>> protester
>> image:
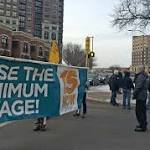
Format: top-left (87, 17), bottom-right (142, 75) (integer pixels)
top-left (108, 70), bottom-right (119, 106)
top-left (146, 72), bottom-right (150, 109)
top-left (122, 71), bottom-right (134, 110)
top-left (118, 71), bottom-right (123, 94)
top-left (33, 117), bottom-right (47, 131)
top-left (147, 90), bottom-right (150, 110)
top-left (133, 66), bottom-right (148, 132)
top-left (74, 81), bottom-right (89, 118)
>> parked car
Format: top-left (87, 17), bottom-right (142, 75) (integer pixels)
top-left (88, 77), bottom-right (94, 86)
top-left (98, 76), bottom-right (106, 84)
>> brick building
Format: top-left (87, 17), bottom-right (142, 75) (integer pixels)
top-left (0, 0), bottom-right (64, 46)
top-left (131, 35), bottom-right (150, 72)
top-left (0, 23), bottom-right (49, 61)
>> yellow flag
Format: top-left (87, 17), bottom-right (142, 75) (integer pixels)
top-left (48, 40), bottom-right (60, 64)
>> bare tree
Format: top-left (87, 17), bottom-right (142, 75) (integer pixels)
top-left (62, 43), bottom-right (86, 67)
top-left (111, 0), bottom-right (150, 30)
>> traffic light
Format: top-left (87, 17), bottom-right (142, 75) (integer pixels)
top-left (85, 37), bottom-right (90, 53)
top-left (88, 52), bottom-right (95, 58)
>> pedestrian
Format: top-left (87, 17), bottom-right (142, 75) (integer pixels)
top-left (108, 70), bottom-right (119, 106)
top-left (33, 117), bottom-right (47, 131)
top-left (73, 81), bottom-right (88, 118)
top-left (122, 71), bottom-right (134, 110)
top-left (117, 71), bottom-right (123, 94)
top-left (133, 66), bottom-right (148, 132)
top-left (146, 72), bottom-right (150, 109)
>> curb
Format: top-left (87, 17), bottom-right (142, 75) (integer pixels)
top-left (87, 96), bottom-right (136, 106)
top-left (0, 123), bottom-right (9, 128)
top-left (87, 97), bottom-right (110, 104)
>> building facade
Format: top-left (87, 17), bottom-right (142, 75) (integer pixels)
top-left (0, 23), bottom-right (49, 61)
top-left (0, 0), bottom-right (19, 31)
top-left (131, 35), bottom-right (150, 72)
top-left (0, 0), bottom-right (64, 47)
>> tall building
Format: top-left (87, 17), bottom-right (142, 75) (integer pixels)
top-left (0, 0), bottom-right (19, 31)
top-left (0, 0), bottom-right (64, 46)
top-left (131, 35), bottom-right (150, 72)
top-left (42, 0), bottom-right (64, 47)
top-left (42, 0), bottom-right (64, 62)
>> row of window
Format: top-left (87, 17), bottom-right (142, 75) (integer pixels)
top-left (0, 35), bottom-right (45, 57)
top-left (43, 31), bottom-right (57, 40)
top-left (0, 0), bottom-right (17, 3)
top-left (0, 10), bottom-right (17, 17)
top-left (0, 18), bottom-right (17, 26)
top-left (0, 4), bottom-right (17, 10)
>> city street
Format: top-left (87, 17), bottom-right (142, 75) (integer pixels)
top-left (0, 101), bottom-right (150, 150)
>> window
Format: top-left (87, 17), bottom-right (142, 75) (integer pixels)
top-left (0, 9), bottom-right (4, 15)
top-left (6, 19), bottom-right (10, 24)
top-left (52, 26), bottom-right (57, 30)
top-left (12, 12), bottom-right (17, 17)
top-left (31, 45), bottom-right (36, 52)
top-left (13, 5), bottom-right (17, 10)
top-left (7, 0), bottom-right (11, 3)
top-left (6, 4), bottom-right (11, 9)
top-left (44, 26), bottom-right (49, 30)
top-left (39, 47), bottom-right (43, 56)
top-left (12, 20), bottom-right (16, 25)
top-left (0, 3), bottom-right (4, 7)
top-left (1, 35), bottom-right (8, 49)
top-left (6, 11), bottom-right (11, 17)
top-left (44, 31), bottom-right (49, 40)
top-left (12, 41), bottom-right (19, 49)
top-left (51, 32), bottom-right (56, 40)
top-left (23, 42), bottom-right (28, 53)
top-left (13, 0), bottom-right (17, 3)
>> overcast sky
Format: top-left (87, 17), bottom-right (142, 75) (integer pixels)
top-left (63, 0), bottom-right (133, 68)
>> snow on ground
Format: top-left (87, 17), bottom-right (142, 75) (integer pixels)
top-left (88, 85), bottom-right (110, 93)
top-left (88, 85), bottom-right (136, 104)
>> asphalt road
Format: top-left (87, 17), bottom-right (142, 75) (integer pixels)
top-left (0, 101), bottom-right (150, 150)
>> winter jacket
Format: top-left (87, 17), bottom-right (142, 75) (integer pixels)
top-left (118, 72), bottom-right (123, 88)
top-left (133, 72), bottom-right (148, 101)
top-left (122, 72), bottom-right (134, 90)
top-left (108, 74), bottom-right (119, 91)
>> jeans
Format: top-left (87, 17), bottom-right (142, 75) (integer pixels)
top-left (123, 89), bottom-right (131, 109)
top-left (110, 90), bottom-right (117, 105)
top-left (76, 92), bottom-right (87, 115)
top-left (82, 92), bottom-right (87, 114)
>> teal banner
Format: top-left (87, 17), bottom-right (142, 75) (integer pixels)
top-left (0, 56), bottom-right (87, 122)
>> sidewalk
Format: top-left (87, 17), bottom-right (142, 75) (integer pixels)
top-left (0, 123), bottom-right (9, 128)
top-left (87, 85), bottom-right (136, 105)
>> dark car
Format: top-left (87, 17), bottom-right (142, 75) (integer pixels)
top-left (88, 76), bottom-right (99, 86)
top-left (98, 76), bottom-right (106, 84)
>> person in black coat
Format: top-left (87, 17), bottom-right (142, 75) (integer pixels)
top-left (117, 71), bottom-right (123, 94)
top-left (108, 70), bottom-right (119, 106)
top-left (133, 66), bottom-right (148, 132)
top-left (73, 81), bottom-right (89, 118)
top-left (122, 71), bottom-right (134, 109)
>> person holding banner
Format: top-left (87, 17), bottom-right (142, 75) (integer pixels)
top-left (33, 117), bottom-right (47, 131)
top-left (33, 34), bottom-right (60, 131)
top-left (74, 81), bottom-right (88, 118)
